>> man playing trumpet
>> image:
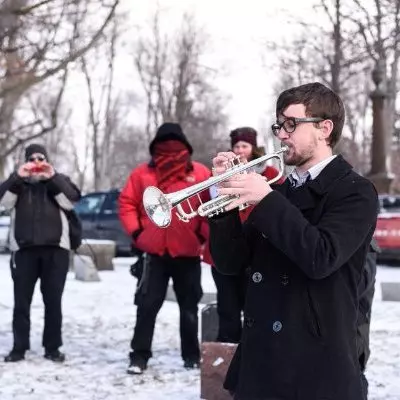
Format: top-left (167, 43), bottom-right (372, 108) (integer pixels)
top-left (209, 82), bottom-right (378, 400)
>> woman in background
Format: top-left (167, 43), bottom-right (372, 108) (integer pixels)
top-left (204, 127), bottom-right (285, 343)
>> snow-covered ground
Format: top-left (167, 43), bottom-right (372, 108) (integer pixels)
top-left (0, 254), bottom-right (399, 400)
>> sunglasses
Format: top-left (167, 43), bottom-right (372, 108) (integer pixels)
top-left (28, 155), bottom-right (46, 162)
top-left (271, 117), bottom-right (324, 137)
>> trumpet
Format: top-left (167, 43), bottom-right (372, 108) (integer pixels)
top-left (143, 146), bottom-right (289, 228)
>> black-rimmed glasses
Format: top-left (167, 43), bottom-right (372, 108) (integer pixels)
top-left (271, 117), bottom-right (324, 137)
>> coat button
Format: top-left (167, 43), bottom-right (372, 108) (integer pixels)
top-left (252, 272), bottom-right (263, 283)
top-left (245, 317), bottom-right (255, 328)
top-left (272, 321), bottom-right (282, 333)
top-left (281, 273), bottom-right (289, 286)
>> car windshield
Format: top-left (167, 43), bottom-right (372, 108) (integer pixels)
top-left (75, 194), bottom-right (106, 215)
top-left (379, 196), bottom-right (400, 214)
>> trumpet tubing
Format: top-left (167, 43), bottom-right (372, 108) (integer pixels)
top-left (143, 146), bottom-right (289, 228)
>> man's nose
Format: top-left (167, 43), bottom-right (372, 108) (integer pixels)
top-left (276, 128), bottom-right (290, 140)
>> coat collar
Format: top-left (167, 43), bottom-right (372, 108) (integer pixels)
top-left (304, 154), bottom-right (353, 195)
top-left (274, 155), bottom-right (353, 211)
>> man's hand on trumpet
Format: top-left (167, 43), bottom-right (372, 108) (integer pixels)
top-left (211, 151), bottom-right (236, 175)
top-left (212, 152), bottom-right (273, 211)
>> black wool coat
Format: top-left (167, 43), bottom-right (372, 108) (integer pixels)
top-left (209, 155), bottom-right (378, 400)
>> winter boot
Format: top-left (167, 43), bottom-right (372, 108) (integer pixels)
top-left (183, 358), bottom-right (200, 369)
top-left (44, 349), bottom-right (66, 363)
top-left (127, 356), bottom-right (147, 375)
top-left (4, 349), bottom-right (25, 362)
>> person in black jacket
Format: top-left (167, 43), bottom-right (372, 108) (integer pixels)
top-left (209, 83), bottom-right (378, 400)
top-left (0, 143), bottom-right (81, 363)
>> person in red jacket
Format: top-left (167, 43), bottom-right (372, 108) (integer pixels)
top-left (205, 127), bottom-right (285, 343)
top-left (119, 122), bottom-right (210, 375)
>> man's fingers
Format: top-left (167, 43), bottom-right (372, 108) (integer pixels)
top-left (217, 151), bottom-right (236, 159)
top-left (217, 187), bottom-right (246, 196)
top-left (218, 174), bottom-right (248, 187)
top-left (212, 166), bottom-right (226, 176)
top-left (212, 152), bottom-right (236, 168)
top-left (212, 158), bottom-right (229, 170)
top-left (225, 197), bottom-right (248, 211)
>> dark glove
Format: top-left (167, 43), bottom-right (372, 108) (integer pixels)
top-left (130, 253), bottom-right (145, 280)
top-left (132, 229), bottom-right (142, 241)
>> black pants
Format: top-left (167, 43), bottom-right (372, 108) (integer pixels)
top-left (10, 246), bottom-right (70, 352)
top-left (131, 254), bottom-right (202, 363)
top-left (211, 266), bottom-right (247, 343)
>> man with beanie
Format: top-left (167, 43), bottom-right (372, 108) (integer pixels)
top-left (119, 122), bottom-right (210, 374)
top-left (0, 143), bottom-right (81, 363)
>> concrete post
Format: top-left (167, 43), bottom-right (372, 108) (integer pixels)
top-left (367, 59), bottom-right (394, 193)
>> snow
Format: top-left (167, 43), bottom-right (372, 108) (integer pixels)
top-left (0, 254), bottom-right (399, 400)
top-left (212, 357), bottom-right (224, 367)
top-left (0, 216), bottom-right (10, 250)
top-left (81, 239), bottom-right (117, 245)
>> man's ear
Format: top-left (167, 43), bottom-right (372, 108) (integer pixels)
top-left (319, 119), bottom-right (334, 142)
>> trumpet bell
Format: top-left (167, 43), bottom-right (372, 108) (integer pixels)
top-left (143, 186), bottom-right (172, 228)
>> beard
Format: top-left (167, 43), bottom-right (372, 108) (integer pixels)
top-left (283, 143), bottom-right (315, 167)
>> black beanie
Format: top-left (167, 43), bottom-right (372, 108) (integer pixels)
top-left (149, 122), bottom-right (193, 155)
top-left (25, 143), bottom-right (48, 161)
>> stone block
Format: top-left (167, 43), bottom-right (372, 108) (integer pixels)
top-left (381, 282), bottom-right (400, 301)
top-left (77, 239), bottom-right (116, 270)
top-left (202, 302), bottom-right (219, 342)
top-left (74, 254), bottom-right (101, 282)
top-left (201, 342), bottom-right (237, 400)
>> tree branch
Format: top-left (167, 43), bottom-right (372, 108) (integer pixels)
top-left (1, 67), bottom-right (68, 158)
top-left (0, 0), bottom-right (120, 98)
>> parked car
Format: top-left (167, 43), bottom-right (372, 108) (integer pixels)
top-left (74, 189), bottom-right (133, 256)
top-left (374, 194), bottom-right (400, 263)
top-left (0, 206), bottom-right (10, 253)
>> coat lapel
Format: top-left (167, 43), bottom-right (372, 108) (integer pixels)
top-left (276, 155), bottom-right (353, 212)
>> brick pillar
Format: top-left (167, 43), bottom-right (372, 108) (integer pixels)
top-left (200, 303), bottom-right (236, 399)
top-left (201, 342), bottom-right (237, 400)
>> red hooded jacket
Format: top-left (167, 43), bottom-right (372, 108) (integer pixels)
top-left (119, 161), bottom-right (211, 258)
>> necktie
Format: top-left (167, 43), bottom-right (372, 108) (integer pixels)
top-left (290, 173), bottom-right (311, 188)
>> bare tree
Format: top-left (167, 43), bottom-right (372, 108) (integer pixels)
top-left (0, 0), bottom-right (120, 178)
top-left (265, 0), bottom-right (400, 178)
top-left (80, 21), bottom-right (118, 191)
top-left (79, 13), bottom-right (142, 191)
top-left (347, 0), bottom-right (400, 137)
top-left (134, 11), bottom-right (228, 165)
top-left (107, 125), bottom-right (148, 188)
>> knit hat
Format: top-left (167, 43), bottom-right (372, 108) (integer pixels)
top-left (230, 127), bottom-right (258, 148)
top-left (149, 122), bottom-right (193, 155)
top-left (25, 143), bottom-right (48, 161)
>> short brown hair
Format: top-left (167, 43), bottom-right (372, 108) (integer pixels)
top-left (276, 82), bottom-right (345, 148)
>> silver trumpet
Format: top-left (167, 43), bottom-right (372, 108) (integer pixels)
top-left (143, 146), bottom-right (289, 228)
